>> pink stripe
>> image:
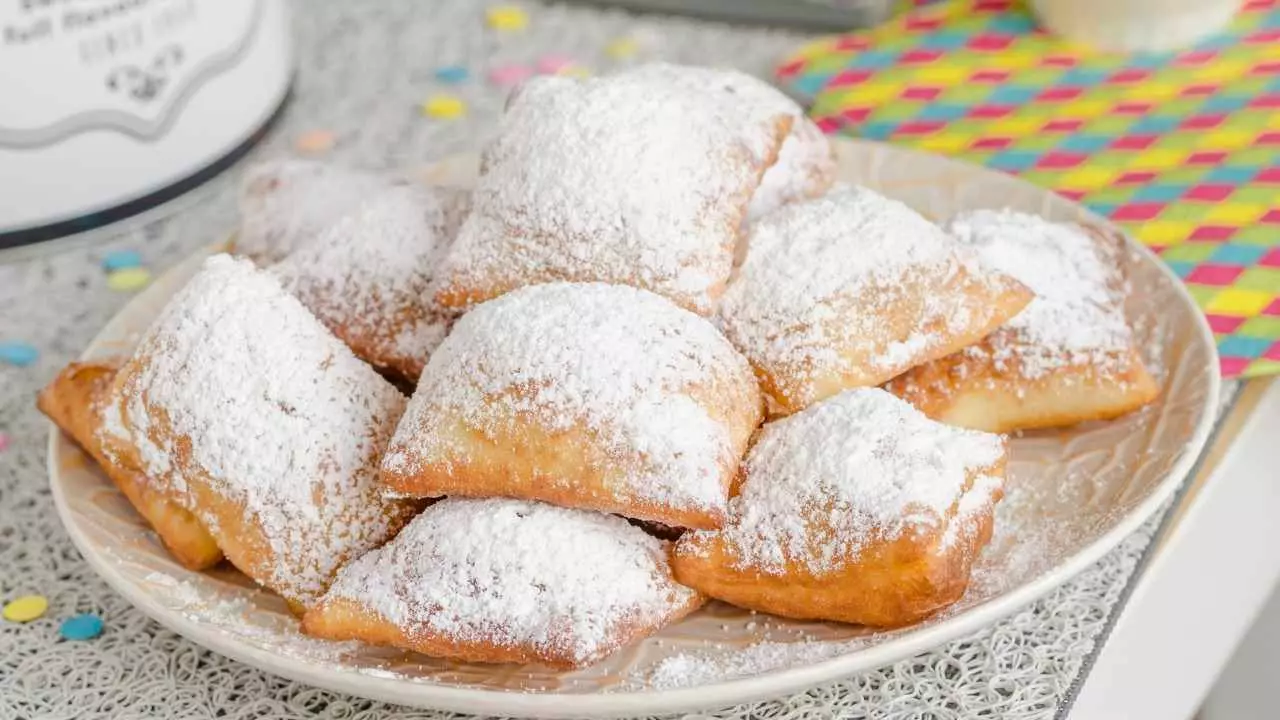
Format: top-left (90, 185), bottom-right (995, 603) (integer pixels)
top-left (1111, 202), bottom-right (1164, 221)
top-left (1207, 314), bottom-right (1246, 334)
top-left (1189, 226), bottom-right (1236, 241)
top-left (1220, 356), bottom-right (1251, 377)
top-left (1187, 264), bottom-right (1245, 285)
top-left (1185, 184), bottom-right (1234, 202)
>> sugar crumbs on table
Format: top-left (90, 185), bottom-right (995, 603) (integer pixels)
top-left (0, 341), bottom-right (38, 367)
top-left (294, 129), bottom-right (336, 155)
top-left (536, 54), bottom-right (574, 74)
top-left (107, 267), bottom-right (152, 292)
top-left (421, 95), bottom-right (466, 119)
top-left (434, 65), bottom-right (469, 84)
top-left (102, 249), bottom-right (142, 271)
top-left (60, 613), bottom-right (104, 641)
top-left (485, 5), bottom-right (527, 31)
top-left (606, 37), bottom-right (639, 59)
top-left (488, 64), bottom-right (532, 86)
top-left (3, 595), bottom-right (48, 623)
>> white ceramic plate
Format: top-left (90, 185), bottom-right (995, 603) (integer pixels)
top-left (48, 139), bottom-right (1220, 718)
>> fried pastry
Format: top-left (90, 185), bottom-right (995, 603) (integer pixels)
top-left (746, 114), bottom-right (837, 222)
top-left (718, 185), bottom-right (1034, 416)
top-left (433, 62), bottom-right (803, 315)
top-left (886, 210), bottom-right (1160, 432)
top-left (302, 498), bottom-right (703, 668)
top-left (271, 184), bottom-right (471, 383)
top-left (673, 388), bottom-right (1007, 628)
top-left (381, 282), bottom-right (763, 530)
top-left (114, 254), bottom-right (423, 609)
top-left (37, 362), bottom-right (224, 571)
top-left (234, 159), bottom-right (397, 263)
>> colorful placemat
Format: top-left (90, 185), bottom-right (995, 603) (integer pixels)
top-left (777, 0), bottom-right (1280, 379)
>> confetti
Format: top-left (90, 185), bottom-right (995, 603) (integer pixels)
top-left (434, 65), bottom-right (469, 84)
top-left (101, 249), bottom-right (142, 271)
top-left (536, 54), bottom-right (574, 74)
top-left (3, 595), bottom-right (48, 623)
top-left (488, 64), bottom-right (533, 86)
top-left (0, 341), bottom-right (38, 367)
top-left (107, 267), bottom-right (152, 292)
top-left (59, 614), bottom-right (104, 641)
top-left (421, 94), bottom-right (466, 119)
top-left (294, 129), bottom-right (336, 155)
top-left (485, 5), bottom-right (528, 31)
top-left (0, 432), bottom-right (9, 453)
top-left (605, 37), bottom-right (639, 59)
top-left (557, 65), bottom-right (591, 79)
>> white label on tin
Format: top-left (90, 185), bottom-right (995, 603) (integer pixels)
top-left (0, 0), bottom-right (262, 147)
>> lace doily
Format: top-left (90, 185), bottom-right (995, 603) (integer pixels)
top-left (0, 3), bottom-right (1224, 718)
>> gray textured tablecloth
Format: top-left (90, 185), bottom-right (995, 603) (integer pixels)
top-left (0, 2), bottom-right (1199, 718)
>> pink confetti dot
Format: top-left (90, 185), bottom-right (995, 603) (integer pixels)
top-left (488, 64), bottom-right (533, 86)
top-left (0, 433), bottom-right (10, 453)
top-left (536, 54), bottom-right (574, 74)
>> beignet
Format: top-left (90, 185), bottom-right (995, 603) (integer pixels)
top-left (37, 362), bottom-right (223, 571)
top-left (886, 211), bottom-right (1159, 432)
top-left (718, 185), bottom-right (1033, 416)
top-left (381, 282), bottom-right (763, 530)
top-left (114, 254), bottom-right (422, 609)
top-left (271, 183), bottom-right (470, 382)
top-left (234, 159), bottom-right (396, 263)
top-left (433, 62), bottom-right (802, 315)
top-left (302, 498), bottom-right (702, 669)
top-left (673, 388), bottom-right (1006, 627)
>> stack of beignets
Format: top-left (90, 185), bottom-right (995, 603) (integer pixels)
top-left (39, 61), bottom-right (1161, 672)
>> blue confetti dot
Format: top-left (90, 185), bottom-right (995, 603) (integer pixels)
top-left (434, 65), bottom-right (469, 84)
top-left (102, 250), bottom-right (143, 271)
top-left (59, 613), bottom-right (104, 641)
top-left (0, 342), bottom-right (38, 367)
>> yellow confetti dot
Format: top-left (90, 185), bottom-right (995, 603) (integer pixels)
top-left (294, 129), bottom-right (335, 155)
top-left (556, 65), bottom-right (591, 79)
top-left (107, 267), bottom-right (152, 292)
top-left (486, 5), bottom-right (528, 31)
top-left (3, 595), bottom-right (48, 623)
top-left (421, 95), bottom-right (466, 119)
top-left (605, 37), bottom-right (638, 59)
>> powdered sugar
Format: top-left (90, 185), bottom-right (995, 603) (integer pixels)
top-left (120, 254), bottom-right (415, 606)
top-left (946, 210), bottom-right (1133, 378)
top-left (385, 282), bottom-right (759, 517)
top-left (747, 116), bottom-right (836, 221)
top-left (639, 638), bottom-right (870, 690)
top-left (323, 497), bottom-right (699, 666)
top-left (236, 160), bottom-right (398, 263)
top-left (679, 389), bottom-right (1004, 575)
top-left (271, 184), bottom-right (470, 380)
top-left (437, 62), bottom-right (798, 314)
top-left (719, 185), bottom-right (1003, 404)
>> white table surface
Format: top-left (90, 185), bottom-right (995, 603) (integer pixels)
top-left (0, 2), bottom-right (1252, 718)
